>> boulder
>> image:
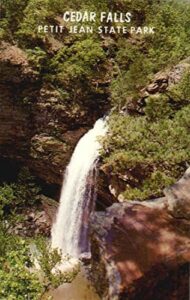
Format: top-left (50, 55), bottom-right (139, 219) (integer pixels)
top-left (10, 195), bottom-right (58, 237)
top-left (145, 57), bottom-right (190, 95)
top-left (0, 42), bottom-right (35, 83)
top-left (165, 167), bottom-right (190, 219)
top-left (91, 171), bottom-right (190, 300)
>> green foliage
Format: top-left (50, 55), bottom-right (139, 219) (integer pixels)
top-left (103, 103), bottom-right (190, 200)
top-left (100, 0), bottom-right (190, 201)
top-left (168, 69), bottom-right (190, 102)
top-left (144, 70), bottom-right (190, 122)
top-left (0, 165), bottom-right (79, 298)
top-left (46, 37), bottom-right (108, 109)
top-left (0, 231), bottom-right (79, 299)
top-left (0, 0), bottom-right (29, 40)
top-left (145, 1), bottom-right (190, 70)
top-left (123, 171), bottom-right (175, 201)
top-left (0, 184), bottom-right (15, 216)
top-left (0, 235), bottom-right (42, 300)
top-left (15, 168), bottom-right (41, 207)
top-left (15, 0), bottom-right (51, 46)
top-left (111, 1), bottom-right (190, 108)
top-left (26, 47), bottom-right (47, 73)
top-left (111, 56), bottom-right (152, 109)
top-left (36, 239), bottom-right (80, 291)
top-left (52, 38), bottom-right (106, 83)
top-left (0, 168), bottom-right (41, 220)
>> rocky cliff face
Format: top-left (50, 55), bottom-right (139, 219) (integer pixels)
top-left (91, 169), bottom-right (190, 300)
top-left (127, 57), bottom-right (190, 115)
top-left (0, 43), bottom-right (35, 161)
top-left (0, 42), bottom-right (109, 186)
top-left (1, 41), bottom-right (189, 202)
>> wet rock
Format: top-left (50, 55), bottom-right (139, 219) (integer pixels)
top-left (40, 194), bottom-right (58, 225)
top-left (96, 169), bottom-right (117, 210)
top-left (79, 253), bottom-right (92, 266)
top-left (90, 230), bottom-right (109, 299)
top-left (91, 170), bottom-right (190, 300)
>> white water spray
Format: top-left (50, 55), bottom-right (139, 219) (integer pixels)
top-left (51, 118), bottom-right (107, 258)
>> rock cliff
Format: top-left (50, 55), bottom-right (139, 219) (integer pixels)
top-left (0, 42), bottom-right (109, 186)
top-left (91, 169), bottom-right (190, 300)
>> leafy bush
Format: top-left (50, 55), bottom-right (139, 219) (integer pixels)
top-left (0, 236), bottom-right (42, 300)
top-left (15, 0), bottom-right (51, 46)
top-left (50, 38), bottom-right (106, 83)
top-left (0, 168), bottom-right (41, 220)
top-left (168, 69), bottom-right (190, 103)
top-left (111, 1), bottom-right (190, 109)
top-left (103, 102), bottom-right (190, 200)
top-left (36, 239), bottom-right (80, 290)
top-left (0, 232), bottom-right (79, 299)
top-left (0, 0), bottom-right (29, 40)
top-left (26, 47), bottom-right (47, 73)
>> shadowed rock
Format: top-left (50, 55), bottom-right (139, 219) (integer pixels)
top-left (0, 42), bottom-right (109, 192)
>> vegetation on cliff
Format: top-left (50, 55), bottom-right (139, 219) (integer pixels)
top-left (0, 0), bottom-right (190, 296)
top-left (101, 1), bottom-right (190, 200)
top-left (1, 0), bottom-right (190, 201)
top-left (0, 168), bottom-right (79, 299)
top-left (0, 0), bottom-right (190, 300)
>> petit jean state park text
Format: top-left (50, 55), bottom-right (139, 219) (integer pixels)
top-left (0, 0), bottom-right (190, 300)
top-left (38, 12), bottom-right (155, 34)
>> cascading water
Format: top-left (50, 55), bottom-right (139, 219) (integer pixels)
top-left (51, 118), bottom-right (107, 258)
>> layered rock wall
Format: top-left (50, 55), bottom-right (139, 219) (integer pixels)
top-left (0, 42), bottom-right (108, 185)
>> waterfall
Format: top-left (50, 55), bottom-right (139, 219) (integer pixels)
top-left (51, 118), bottom-right (107, 258)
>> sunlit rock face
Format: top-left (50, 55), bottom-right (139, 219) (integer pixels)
top-left (91, 170), bottom-right (190, 300)
top-left (165, 167), bottom-right (190, 220)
